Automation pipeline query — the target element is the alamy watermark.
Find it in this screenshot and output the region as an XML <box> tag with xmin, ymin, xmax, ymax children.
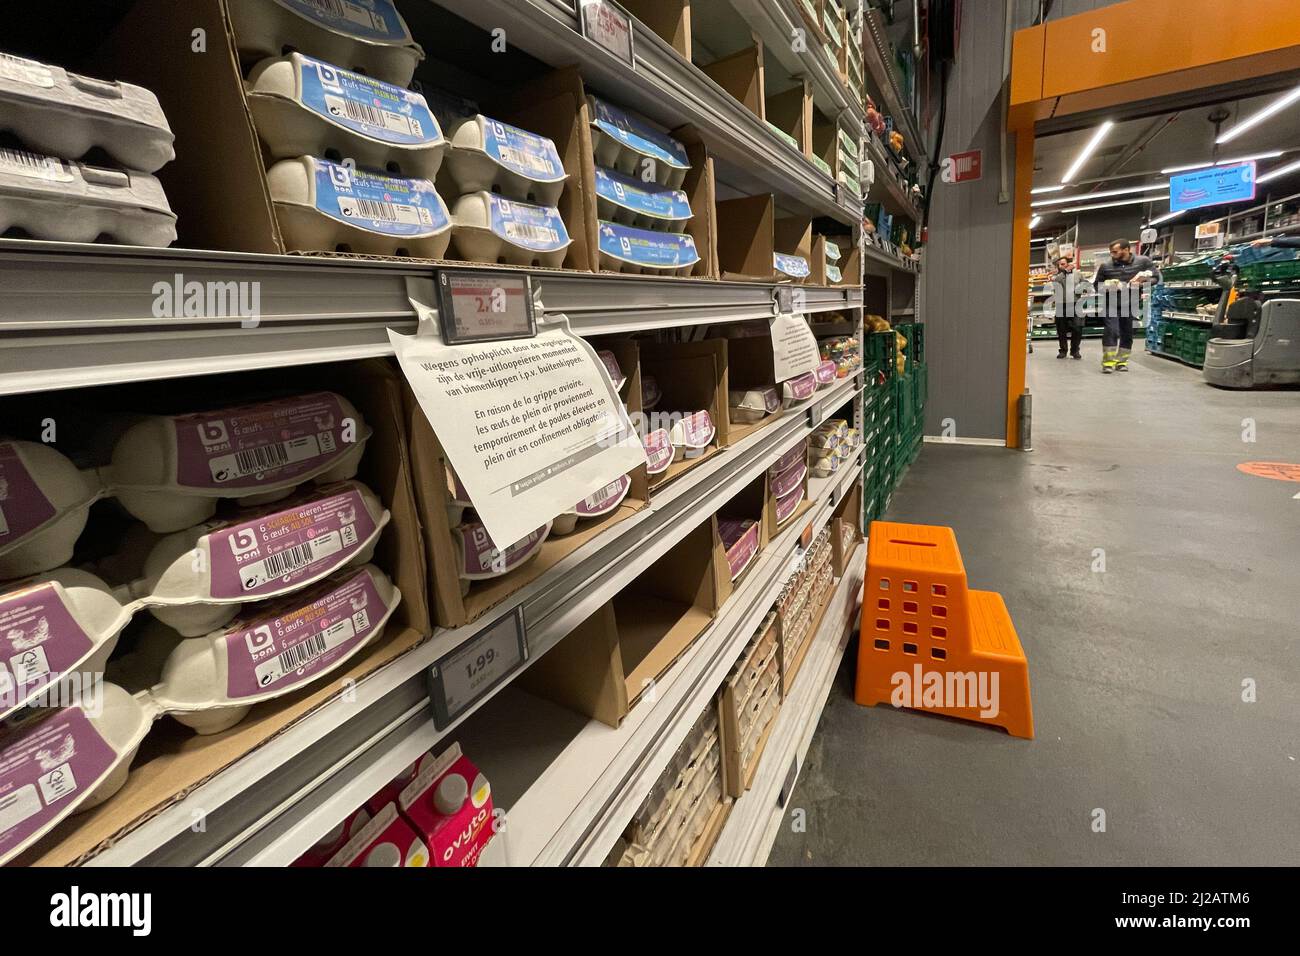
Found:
<box><xmin>152</xmin><ymin>272</ymin><xmax>262</xmax><ymax>329</ymax></box>
<box><xmin>890</xmin><ymin>664</ymin><xmax>1000</xmax><ymax>718</ymax></box>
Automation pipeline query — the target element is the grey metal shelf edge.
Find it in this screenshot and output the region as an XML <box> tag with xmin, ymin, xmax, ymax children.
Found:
<box><xmin>862</xmin><ymin>6</ymin><xmax>924</xmax><ymax>157</ymax></box>
<box><xmin>429</xmin><ymin>0</ymin><xmax>861</xmax><ymax>225</ymax></box>
<box><xmin>0</xmin><ymin>240</ymin><xmax>862</xmax><ymax>395</ymax></box>
<box><xmin>79</xmin><ymin>374</ymin><xmax>866</xmax><ymax>865</ymax></box>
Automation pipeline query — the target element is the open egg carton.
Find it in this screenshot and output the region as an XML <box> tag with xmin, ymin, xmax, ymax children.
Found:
<box><xmin>0</xmin><ymin>50</ymin><xmax>176</xmax><ymax>245</ymax></box>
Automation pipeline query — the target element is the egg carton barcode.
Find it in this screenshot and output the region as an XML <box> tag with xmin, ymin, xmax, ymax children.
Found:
<box><xmin>261</xmin><ymin>541</ymin><xmax>319</xmax><ymax>578</ymax></box>
<box><xmin>276</xmin><ymin>633</ymin><xmax>330</xmax><ymax>673</ymax></box>
<box><xmin>328</xmin><ymin>96</ymin><xmax>416</xmax><ymax>136</ymax></box>
<box><xmin>499</xmin><ymin>145</ymin><xmax>553</xmax><ymax>176</ymax></box>
<box><xmin>304</xmin><ymin>0</ymin><xmax>384</xmax><ymax>30</ymax></box>
<box><xmin>504</xmin><ymin>222</ymin><xmax>557</xmax><ymax>245</ymax></box>
<box><xmin>232</xmin><ymin>443</ymin><xmax>291</xmax><ymax>476</ymax></box>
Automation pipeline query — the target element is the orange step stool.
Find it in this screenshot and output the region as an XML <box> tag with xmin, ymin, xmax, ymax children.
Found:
<box><xmin>854</xmin><ymin>521</ymin><xmax>1034</xmax><ymax>739</ymax></box>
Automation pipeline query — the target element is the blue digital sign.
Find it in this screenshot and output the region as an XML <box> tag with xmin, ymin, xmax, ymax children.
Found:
<box><xmin>1169</xmin><ymin>162</ymin><xmax>1257</xmax><ymax>212</ymax></box>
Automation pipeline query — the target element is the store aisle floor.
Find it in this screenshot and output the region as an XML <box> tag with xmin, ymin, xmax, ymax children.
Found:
<box><xmin>770</xmin><ymin>349</ymin><xmax>1300</xmax><ymax>866</ymax></box>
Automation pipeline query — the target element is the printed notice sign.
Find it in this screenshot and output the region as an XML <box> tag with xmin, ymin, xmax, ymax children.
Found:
<box><xmin>770</xmin><ymin>312</ymin><xmax>821</xmax><ymax>382</ymax></box>
<box><xmin>389</xmin><ymin>315</ymin><xmax>646</xmax><ymax>548</ymax></box>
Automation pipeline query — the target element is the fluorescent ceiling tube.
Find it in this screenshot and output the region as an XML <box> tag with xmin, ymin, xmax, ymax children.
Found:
<box><xmin>1146</xmin><ymin>209</ymin><xmax>1185</xmax><ymax>226</ymax></box>
<box><xmin>1160</xmin><ymin>151</ymin><xmax>1283</xmax><ymax>174</ymax></box>
<box><xmin>1217</xmin><ymin>85</ymin><xmax>1300</xmax><ymax>144</ymax></box>
<box><xmin>1257</xmin><ymin>157</ymin><xmax>1300</xmax><ymax>184</ymax></box>
<box><xmin>1029</xmin><ymin>215</ymin><xmax>1041</xmax><ymax>229</ymax></box>
<box><xmin>1055</xmin><ymin>195</ymin><xmax>1164</xmax><ymax>215</ymax></box>
<box><xmin>1061</xmin><ymin>121</ymin><xmax>1114</xmax><ymax>183</ymax></box>
<box><xmin>1031</xmin><ymin>185</ymin><xmax>1065</xmax><ymax>194</ymax></box>
<box><xmin>1032</xmin><ymin>183</ymin><xmax>1167</xmax><ymax>207</ymax></box>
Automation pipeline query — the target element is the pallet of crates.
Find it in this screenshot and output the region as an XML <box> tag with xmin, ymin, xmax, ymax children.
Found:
<box><xmin>608</xmin><ymin>706</ymin><xmax>729</xmax><ymax>866</ymax></box>
<box><xmin>718</xmin><ymin>613</ymin><xmax>782</xmax><ymax>798</ymax></box>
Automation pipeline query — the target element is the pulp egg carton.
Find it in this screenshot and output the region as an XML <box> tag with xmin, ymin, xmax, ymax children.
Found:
<box><xmin>451</xmin><ymin>192</ymin><xmax>570</xmax><ymax>267</ymax></box>
<box><xmin>781</xmin><ymin>371</ymin><xmax>817</xmax><ymax>407</ymax></box>
<box><xmin>597</xmin><ymin>220</ymin><xmax>699</xmax><ymax>275</ymax></box>
<box><xmin>267</xmin><ymin>155</ymin><xmax>451</xmax><ymax>257</ymax></box>
<box><xmin>718</xmin><ymin>518</ymin><xmax>760</xmax><ymax>582</ymax></box>
<box><xmin>641</xmin><ymin>375</ymin><xmax>662</xmax><ymax>412</ymax></box>
<box><xmin>768</xmin><ymin>443</ymin><xmax>806</xmax><ymax>480</ymax></box>
<box><xmin>551</xmin><ymin>474</ymin><xmax>631</xmax><ymax>536</ymax></box>
<box><xmin>445</xmin><ymin>115</ymin><xmax>567</xmax><ymax>206</ymax></box>
<box><xmin>246</xmin><ymin>52</ymin><xmax>445</xmax><ymax>179</ymax></box>
<box><xmin>226</xmin><ymin>0</ymin><xmax>424</xmax><ymax>88</ymax></box>
<box><xmin>814</xmin><ymin>359</ymin><xmax>838</xmax><ymax>389</ymax></box>
<box><xmin>771</xmin><ymin>458</ymin><xmax>807</xmax><ymax>502</ymax></box>
<box><xmin>825</xmin><ymin>264</ymin><xmax>842</xmax><ymax>283</ymax></box>
<box><xmin>451</xmin><ymin>521</ymin><xmax>550</xmax><ymax>595</ymax></box>
<box><xmin>774</xmin><ymin>252</ymin><xmax>810</xmax><ymax>282</ymax></box>
<box><xmin>0</xmin><ymin>53</ymin><xmax>174</xmax><ymax>172</ymax></box>
<box><xmin>640</xmin><ymin>428</ymin><xmax>673</xmax><ymax>477</ymax></box>
<box><xmin>0</xmin><ymin>147</ymin><xmax>177</xmax><ymax>246</ymax></box>
<box><xmin>0</xmin><ymin>569</ymin><xmax>132</xmax><ymax>721</ymax></box>
<box><xmin>593</xmin><ymin>166</ymin><xmax>692</xmax><ymax>232</ymax></box>
<box><xmin>596</xmin><ymin>350</ymin><xmax>627</xmax><ymax>392</ymax></box>
<box><xmin>0</xmin><ymin>441</ymin><xmax>105</xmax><ymax>581</ymax></box>
<box><xmin>125</xmin><ymin>480</ymin><xmax>390</xmax><ymax>636</ymax></box>
<box><xmin>667</xmin><ymin>411</ymin><xmax>715</xmax><ymax>461</ymax></box>
<box><xmin>774</xmin><ymin>483</ymin><xmax>805</xmax><ymax>527</ymax></box>
<box><xmin>587</xmin><ymin>94</ymin><xmax>690</xmax><ymax>189</ymax></box>
<box><xmin>108</xmin><ymin>391</ymin><xmax>372</xmax><ymax>533</ymax></box>
<box><xmin>809</xmin><ymin>454</ymin><xmax>841</xmax><ymax>478</ymax></box>
<box><xmin>0</xmin><ymin>564</ymin><xmax>401</xmax><ymax>866</ymax></box>
<box><xmin>728</xmin><ymin>386</ymin><xmax>780</xmax><ymax>424</ymax></box>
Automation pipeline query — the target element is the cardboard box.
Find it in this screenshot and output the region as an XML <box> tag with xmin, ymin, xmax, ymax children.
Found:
<box><xmin>716</xmin><ymin>194</ymin><xmax>774</xmax><ymax>281</ymax></box>
<box><xmin>834</xmin><ymin>246</ymin><xmax>861</xmax><ymax>286</ymax></box>
<box><xmin>718</xmin><ymin>616</ymin><xmax>781</xmax><ymax>797</ymax></box>
<box><xmin>775</xmin><ymin>215</ymin><xmax>818</xmax><ymax>285</ymax></box>
<box><xmin>397</xmin><ymin>743</ymin><xmax>495</xmax><ymax>867</ymax></box>
<box><xmin>765</xmin><ymin>77</ymin><xmax>813</xmax><ymax>157</ymax></box>
<box><xmin>723</xmin><ymin>330</ymin><xmax>785</xmax><ymax>445</ymax></box>
<box><xmin>673</xmin><ymin>128</ymin><xmax>720</xmax><ymax>280</ymax></box>
<box><xmin>715</xmin><ymin>474</ymin><xmax>769</xmax><ymax>603</ymax></box>
<box><xmin>518</xmin><ymin>518</ymin><xmax>723</xmax><ymax>727</ymax></box>
<box><xmin>637</xmin><ymin>338</ymin><xmax>731</xmax><ymax>491</ymax></box>
<box><xmin>699</xmin><ymin>34</ymin><xmax>765</xmax><ymax>120</ymax></box>
<box><xmin>831</xmin><ymin>479</ymin><xmax>864</xmax><ymax>578</ymax></box>
<box><xmin>23</xmin><ymin>359</ymin><xmax>435</xmax><ymax>866</ymax></box>
<box><xmin>767</xmin><ymin>460</ymin><xmax>813</xmax><ymax>540</ymax></box>
<box><xmin>623</xmin><ymin>0</ymin><xmax>692</xmax><ymax>60</ymax></box>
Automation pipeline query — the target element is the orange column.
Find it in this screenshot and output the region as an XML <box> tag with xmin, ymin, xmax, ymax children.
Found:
<box><xmin>1005</xmin><ymin>120</ymin><xmax>1035</xmax><ymax>449</ymax></box>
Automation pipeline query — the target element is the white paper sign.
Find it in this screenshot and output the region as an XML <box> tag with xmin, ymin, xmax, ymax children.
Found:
<box><xmin>390</xmin><ymin>315</ymin><xmax>646</xmax><ymax>548</ymax></box>
<box><xmin>580</xmin><ymin>0</ymin><xmax>635</xmax><ymax>68</ymax></box>
<box><xmin>769</xmin><ymin>312</ymin><xmax>821</xmax><ymax>382</ymax></box>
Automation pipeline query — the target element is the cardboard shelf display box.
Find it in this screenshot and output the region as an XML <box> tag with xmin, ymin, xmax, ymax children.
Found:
<box><xmin>811</xmin><ymin>108</ymin><xmax>842</xmax><ymax>184</ymax></box>
<box><xmin>697</xmin><ymin>32</ymin><xmax>765</xmax><ymax>122</ymax></box>
<box><xmin>405</xmin><ymin>369</ymin><xmax>649</xmax><ymax>630</ymax></box>
<box><xmin>622</xmin><ymin>0</ymin><xmax>692</xmax><ymax>60</ymax></box>
<box><xmin>715</xmin><ymin>195</ymin><xmax>819</xmax><ymax>284</ymax></box>
<box><xmin>719</xmin><ymin>327</ymin><xmax>786</xmax><ymax>445</ymax></box>
<box><xmin>714</xmin><ymin>471</ymin><xmax>770</xmax><ymax>603</ymax></box>
<box><xmin>717</xmin><ymin>614</ymin><xmax>782</xmax><ymax>798</ymax></box>
<box><xmin>775</xmin><ymin>214</ymin><xmax>820</xmax><ymax>285</ymax></box>
<box><xmin>767</xmin><ymin>452</ymin><xmax>813</xmax><ymax>539</ymax></box>
<box><xmin>92</xmin><ymin>0</ymin><xmax>599</xmax><ymax>272</ymax></box>
<box><xmin>636</xmin><ymin>337</ymin><xmax>731</xmax><ymax>491</ymax></box>
<box><xmin>830</xmin><ymin>477</ymin><xmax>864</xmax><ymax>578</ymax></box>
<box><xmin>518</xmin><ymin>518</ymin><xmax>726</xmax><ymax>727</ymax></box>
<box><xmin>22</xmin><ymin>359</ymin><xmax>434</xmax><ymax>866</ymax></box>
<box><xmin>764</xmin><ymin>75</ymin><xmax>812</xmax><ymax>158</ymax></box>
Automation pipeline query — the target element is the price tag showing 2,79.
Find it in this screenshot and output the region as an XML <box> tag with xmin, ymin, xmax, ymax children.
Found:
<box><xmin>436</xmin><ymin>270</ymin><xmax>536</xmax><ymax>344</ymax></box>
<box><xmin>579</xmin><ymin>0</ymin><xmax>635</xmax><ymax>69</ymax></box>
<box><xmin>429</xmin><ymin>607</ymin><xmax>528</xmax><ymax>729</ymax></box>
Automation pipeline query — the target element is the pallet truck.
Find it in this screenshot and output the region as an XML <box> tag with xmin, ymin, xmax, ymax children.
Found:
<box><xmin>1202</xmin><ymin>252</ymin><xmax>1300</xmax><ymax>389</ymax></box>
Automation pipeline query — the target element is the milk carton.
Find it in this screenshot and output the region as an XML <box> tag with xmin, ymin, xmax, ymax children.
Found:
<box><xmin>397</xmin><ymin>742</ymin><xmax>494</xmax><ymax>867</ymax></box>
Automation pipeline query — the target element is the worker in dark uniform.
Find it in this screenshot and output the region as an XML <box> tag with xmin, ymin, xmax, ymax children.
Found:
<box><xmin>1091</xmin><ymin>239</ymin><xmax>1160</xmax><ymax>373</ymax></box>
<box><xmin>1050</xmin><ymin>255</ymin><xmax>1089</xmax><ymax>359</ymax></box>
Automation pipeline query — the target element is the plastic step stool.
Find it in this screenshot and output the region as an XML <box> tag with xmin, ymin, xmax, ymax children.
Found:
<box><xmin>855</xmin><ymin>521</ymin><xmax>1034</xmax><ymax>738</ymax></box>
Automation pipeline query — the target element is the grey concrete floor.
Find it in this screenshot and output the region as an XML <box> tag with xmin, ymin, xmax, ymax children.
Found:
<box><xmin>769</xmin><ymin>347</ymin><xmax>1300</xmax><ymax>866</ymax></box>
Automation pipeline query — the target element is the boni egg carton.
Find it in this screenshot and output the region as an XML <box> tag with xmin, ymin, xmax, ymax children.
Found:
<box><xmin>774</xmin><ymin>252</ymin><xmax>811</xmax><ymax>282</ymax></box>
<box><xmin>593</xmin><ymin>166</ymin><xmax>692</xmax><ymax>232</ymax></box>
<box><xmin>445</xmin><ymin>116</ymin><xmax>567</xmax><ymax>206</ymax></box>
<box><xmin>450</xmin><ymin>192</ymin><xmax>571</xmax><ymax>268</ymax></box>
<box><xmin>108</xmin><ymin>391</ymin><xmax>372</xmax><ymax>533</ymax></box>
<box><xmin>268</xmin><ymin>156</ymin><xmax>451</xmax><ymax>257</ymax></box>
<box><xmin>597</xmin><ymin>220</ymin><xmax>699</xmax><ymax>275</ymax></box>
<box><xmin>718</xmin><ymin>518</ymin><xmax>760</xmax><ymax>582</ymax></box>
<box><xmin>0</xmin><ymin>147</ymin><xmax>176</xmax><ymax>246</ymax></box>
<box><xmin>226</xmin><ymin>0</ymin><xmax>424</xmax><ymax>88</ymax></box>
<box><xmin>587</xmin><ymin>94</ymin><xmax>690</xmax><ymax>189</ymax></box>
<box><xmin>0</xmin><ymin>441</ymin><xmax>104</xmax><ymax>581</ymax></box>
<box><xmin>451</xmin><ymin>521</ymin><xmax>550</xmax><ymax>596</ymax></box>
<box><xmin>247</xmin><ymin>52</ymin><xmax>445</xmax><ymax>179</ymax></box>
<box><xmin>0</xmin><ymin>564</ymin><xmax>401</xmax><ymax>866</ymax></box>
<box><xmin>0</xmin><ymin>53</ymin><xmax>174</xmax><ymax>173</ymax></box>
<box><xmin>551</xmin><ymin>474</ymin><xmax>631</xmax><ymax>536</ymax></box>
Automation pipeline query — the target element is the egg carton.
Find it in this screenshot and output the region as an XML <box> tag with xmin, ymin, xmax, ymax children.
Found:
<box><xmin>667</xmin><ymin>410</ymin><xmax>715</xmax><ymax>460</ymax></box>
<box><xmin>125</xmin><ymin>480</ymin><xmax>390</xmax><ymax>636</ymax></box>
<box><xmin>658</xmin><ymin>768</ymin><xmax>723</xmax><ymax>867</ymax></box>
<box><xmin>597</xmin><ymin>219</ymin><xmax>699</xmax><ymax>275</ymax></box>
<box><xmin>444</xmin><ymin>115</ymin><xmax>567</xmax><ymax>206</ymax></box>
<box><xmin>641</xmin><ymin>375</ymin><xmax>662</xmax><ymax>411</ymax></box>
<box><xmin>729</xmin><ymin>386</ymin><xmax>780</xmax><ymax>424</ymax></box>
<box><xmin>0</xmin><ymin>569</ymin><xmax>132</xmax><ymax>721</ymax></box>
<box><xmin>108</xmin><ymin>391</ymin><xmax>372</xmax><ymax>533</ymax></box>
<box><xmin>247</xmin><ymin>52</ymin><xmax>445</xmax><ymax>178</ymax></box>
<box><xmin>774</xmin><ymin>252</ymin><xmax>810</xmax><ymax>281</ymax></box>
<box><xmin>0</xmin><ymin>147</ymin><xmax>177</xmax><ymax>246</ymax></box>
<box><xmin>634</xmin><ymin>723</ymin><xmax>718</xmax><ymax>847</ymax></box>
<box><xmin>450</xmin><ymin>191</ymin><xmax>570</xmax><ymax>268</ymax></box>
<box><xmin>0</xmin><ymin>441</ymin><xmax>104</xmax><ymax>581</ymax></box>
<box><xmin>643</xmin><ymin>742</ymin><xmax>721</xmax><ymax>861</ymax></box>
<box><xmin>587</xmin><ymin>94</ymin><xmax>690</xmax><ymax>189</ymax></box>
<box><xmin>452</xmin><ymin>521</ymin><xmax>550</xmax><ymax>595</ymax></box>
<box><xmin>774</xmin><ymin>482</ymin><xmax>805</xmax><ymax>526</ymax></box>
<box><xmin>593</xmin><ymin>165</ymin><xmax>691</xmax><ymax>232</ymax></box>
<box><xmin>551</xmin><ymin>474</ymin><xmax>630</xmax><ymax>536</ymax></box>
<box><xmin>782</xmin><ymin>371</ymin><xmax>817</xmax><ymax>406</ymax></box>
<box><xmin>771</xmin><ymin>459</ymin><xmax>807</xmax><ymax>500</ymax></box>
<box><xmin>719</xmin><ymin>518</ymin><xmax>760</xmax><ymax>582</ymax></box>
<box><xmin>226</xmin><ymin>0</ymin><xmax>424</xmax><ymax>88</ymax></box>
<box><xmin>640</xmin><ymin>428</ymin><xmax>673</xmax><ymax>476</ymax></box>
<box><xmin>0</xmin><ymin>53</ymin><xmax>174</xmax><ymax>172</ymax></box>
<box><xmin>268</xmin><ymin>155</ymin><xmax>450</xmax><ymax>256</ymax></box>
<box><xmin>741</xmin><ymin>670</ymin><xmax>781</xmax><ymax>756</ymax></box>
<box><xmin>0</xmin><ymin>564</ymin><xmax>401</xmax><ymax>866</ymax></box>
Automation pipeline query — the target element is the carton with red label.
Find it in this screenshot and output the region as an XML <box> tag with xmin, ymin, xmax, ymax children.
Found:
<box><xmin>325</xmin><ymin>803</ymin><xmax>430</xmax><ymax>867</ymax></box>
<box><xmin>398</xmin><ymin>742</ymin><xmax>494</xmax><ymax>867</ymax></box>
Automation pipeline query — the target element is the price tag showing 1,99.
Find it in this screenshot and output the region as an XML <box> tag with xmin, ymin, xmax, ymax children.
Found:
<box><xmin>436</xmin><ymin>270</ymin><xmax>536</xmax><ymax>344</ymax></box>
<box><xmin>429</xmin><ymin>607</ymin><xmax>528</xmax><ymax>729</ymax></box>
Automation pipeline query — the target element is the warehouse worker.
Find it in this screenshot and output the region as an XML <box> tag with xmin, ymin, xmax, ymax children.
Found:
<box><xmin>1092</xmin><ymin>239</ymin><xmax>1160</xmax><ymax>373</ymax></box>
<box><xmin>1050</xmin><ymin>255</ymin><xmax>1089</xmax><ymax>359</ymax></box>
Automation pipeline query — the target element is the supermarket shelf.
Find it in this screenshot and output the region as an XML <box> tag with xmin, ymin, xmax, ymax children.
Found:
<box><xmin>708</xmin><ymin>539</ymin><xmax>863</xmax><ymax>866</ymax></box>
<box><xmin>1161</xmin><ymin>310</ymin><xmax>1215</xmax><ymax>324</ymax></box>
<box><xmin>85</xmin><ymin>375</ymin><xmax>865</xmax><ymax>866</ymax></box>
<box><xmin>864</xmin><ymin>132</ymin><xmax>922</xmax><ymax>222</ymax></box>
<box><xmin>510</xmin><ymin>447</ymin><xmax>868</xmax><ymax>867</ymax></box>
<box><xmin>861</xmin><ymin>7</ymin><xmax>923</xmax><ymax>160</ymax></box>
<box><xmin>0</xmin><ymin>240</ymin><xmax>862</xmax><ymax>394</ymax></box>
<box><xmin>430</xmin><ymin>0</ymin><xmax>860</xmax><ymax>225</ymax></box>
<box><xmin>1162</xmin><ymin>280</ymin><xmax>1220</xmax><ymax>290</ymax></box>
<box><xmin>863</xmin><ymin>239</ymin><xmax>921</xmax><ymax>277</ymax></box>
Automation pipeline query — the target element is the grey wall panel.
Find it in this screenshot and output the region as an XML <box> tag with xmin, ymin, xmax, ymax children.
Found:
<box><xmin>1015</xmin><ymin>0</ymin><xmax>1115</xmax><ymax>28</ymax></box>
